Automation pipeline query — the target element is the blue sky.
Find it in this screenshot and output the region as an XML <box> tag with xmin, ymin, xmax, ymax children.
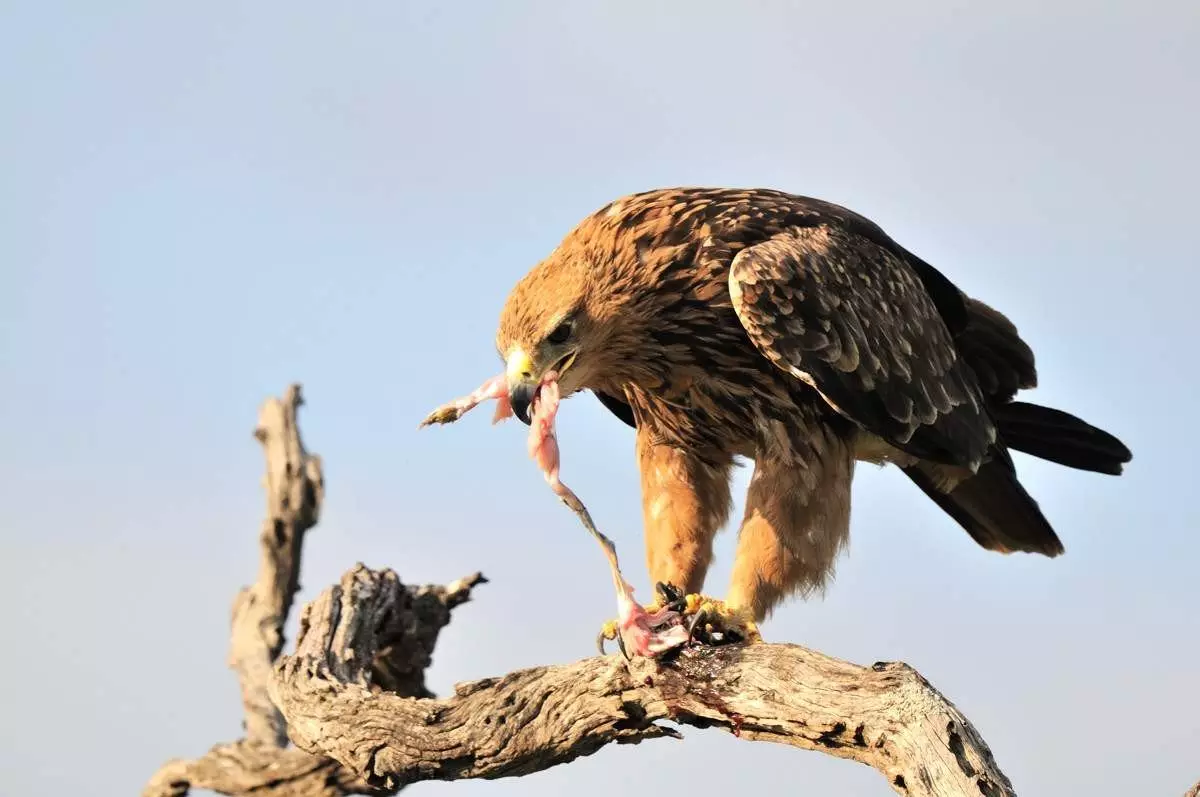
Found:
<box><xmin>1</xmin><ymin>2</ymin><xmax>1197</xmax><ymax>795</ymax></box>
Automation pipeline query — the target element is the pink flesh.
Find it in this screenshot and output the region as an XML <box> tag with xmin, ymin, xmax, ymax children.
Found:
<box><xmin>429</xmin><ymin>372</ymin><xmax>688</xmax><ymax>657</ymax></box>
<box><xmin>527</xmin><ymin>377</ymin><xmax>689</xmax><ymax>656</ymax></box>
<box><xmin>614</xmin><ymin>592</ymin><xmax>690</xmax><ymax>656</ymax></box>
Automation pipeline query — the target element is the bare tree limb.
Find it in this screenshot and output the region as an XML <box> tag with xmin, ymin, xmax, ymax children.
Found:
<box><xmin>144</xmin><ymin>384</ymin><xmax>484</xmax><ymax>797</ymax></box>
<box><xmin>233</xmin><ymin>384</ymin><xmax>325</xmax><ymax>747</ymax></box>
<box><xmin>141</xmin><ymin>564</ymin><xmax>486</xmax><ymax>797</ymax></box>
<box><xmin>1184</xmin><ymin>779</ymin><xmax>1200</xmax><ymax>797</ymax></box>
<box><xmin>274</xmin><ymin>565</ymin><xmax>1015</xmax><ymax>797</ymax></box>
<box><xmin>144</xmin><ymin>384</ymin><xmax>337</xmax><ymax>797</ymax></box>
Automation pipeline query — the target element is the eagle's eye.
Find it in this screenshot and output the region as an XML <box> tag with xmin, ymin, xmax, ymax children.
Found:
<box><xmin>547</xmin><ymin>321</ymin><xmax>573</xmax><ymax>345</ymax></box>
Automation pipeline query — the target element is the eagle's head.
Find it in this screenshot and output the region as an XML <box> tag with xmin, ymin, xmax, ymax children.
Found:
<box><xmin>494</xmin><ymin>240</ymin><xmax>651</xmax><ymax>425</ymax></box>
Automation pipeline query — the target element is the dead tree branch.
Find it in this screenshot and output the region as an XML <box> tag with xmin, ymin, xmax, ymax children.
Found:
<box><xmin>273</xmin><ymin>566</ymin><xmax>1014</xmax><ymax>797</ymax></box>
<box><xmin>143</xmin><ymin>384</ymin><xmax>337</xmax><ymax>797</ymax></box>
<box><xmin>233</xmin><ymin>383</ymin><xmax>325</xmax><ymax>747</ymax></box>
<box><xmin>143</xmin><ymin>385</ymin><xmax>481</xmax><ymax>797</ymax></box>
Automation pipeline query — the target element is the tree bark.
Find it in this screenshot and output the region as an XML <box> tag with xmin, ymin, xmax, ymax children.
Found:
<box><xmin>142</xmin><ymin>742</ymin><xmax>367</xmax><ymax>797</ymax></box>
<box><xmin>232</xmin><ymin>384</ymin><xmax>325</xmax><ymax>747</ymax></box>
<box><xmin>143</xmin><ymin>385</ymin><xmax>482</xmax><ymax>797</ymax></box>
<box><xmin>273</xmin><ymin>565</ymin><xmax>1015</xmax><ymax>797</ymax></box>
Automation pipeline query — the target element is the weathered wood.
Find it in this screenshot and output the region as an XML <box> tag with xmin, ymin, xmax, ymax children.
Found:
<box><xmin>142</xmin><ymin>741</ymin><xmax>366</xmax><ymax>797</ymax></box>
<box><xmin>144</xmin><ymin>386</ymin><xmax>478</xmax><ymax>797</ymax></box>
<box><xmin>143</xmin><ymin>384</ymin><xmax>339</xmax><ymax>797</ymax></box>
<box><xmin>274</xmin><ymin>565</ymin><xmax>1015</xmax><ymax>797</ymax></box>
<box><xmin>232</xmin><ymin>384</ymin><xmax>325</xmax><ymax>747</ymax></box>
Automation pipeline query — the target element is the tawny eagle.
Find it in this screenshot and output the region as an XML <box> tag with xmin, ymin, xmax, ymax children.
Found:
<box><xmin>434</xmin><ymin>187</ymin><xmax>1131</xmax><ymax>653</ymax></box>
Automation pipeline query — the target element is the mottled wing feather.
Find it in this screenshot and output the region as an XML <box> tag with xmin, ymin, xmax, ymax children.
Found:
<box><xmin>729</xmin><ymin>224</ymin><xmax>994</xmax><ymax>469</ymax></box>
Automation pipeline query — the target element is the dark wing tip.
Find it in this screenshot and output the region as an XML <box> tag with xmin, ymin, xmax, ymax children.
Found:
<box><xmin>904</xmin><ymin>458</ymin><xmax>1066</xmax><ymax>558</ymax></box>
<box><xmin>593</xmin><ymin>390</ymin><xmax>637</xmax><ymax>428</ymax></box>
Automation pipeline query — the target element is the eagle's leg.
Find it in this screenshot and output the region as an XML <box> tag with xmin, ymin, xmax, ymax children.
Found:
<box><xmin>724</xmin><ymin>440</ymin><xmax>854</xmax><ymax>635</ymax></box>
<box><xmin>638</xmin><ymin>436</ymin><xmax>734</xmax><ymax>595</ymax></box>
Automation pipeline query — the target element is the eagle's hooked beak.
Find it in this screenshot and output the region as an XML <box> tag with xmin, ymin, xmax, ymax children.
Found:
<box><xmin>506</xmin><ymin>347</ymin><xmax>579</xmax><ymax>425</ymax></box>
<box><xmin>506</xmin><ymin>349</ymin><xmax>538</xmax><ymax>426</ymax></box>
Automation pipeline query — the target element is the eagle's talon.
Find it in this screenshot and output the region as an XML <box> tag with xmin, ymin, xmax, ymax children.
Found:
<box><xmin>615</xmin><ymin>629</ymin><xmax>631</xmax><ymax>661</ymax></box>
<box><xmin>655</xmin><ymin>582</ymin><xmax>687</xmax><ymax>614</ymax></box>
<box><xmin>687</xmin><ymin>607</ymin><xmax>711</xmax><ymax>643</ymax></box>
<box><xmin>597</xmin><ymin>619</ymin><xmax>619</xmax><ymax>655</ymax></box>
<box><xmin>680</xmin><ymin>596</ymin><xmax>761</xmax><ymax>647</ymax></box>
<box><xmin>597</xmin><ymin>618</ymin><xmax>634</xmax><ymax>661</ymax></box>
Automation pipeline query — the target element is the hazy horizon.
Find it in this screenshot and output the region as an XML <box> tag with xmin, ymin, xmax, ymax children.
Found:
<box><xmin>2</xmin><ymin>2</ymin><xmax>1197</xmax><ymax>795</ymax></box>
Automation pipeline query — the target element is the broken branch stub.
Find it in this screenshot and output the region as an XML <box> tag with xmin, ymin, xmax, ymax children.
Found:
<box><xmin>144</xmin><ymin>384</ymin><xmax>359</xmax><ymax>797</ymax></box>
<box><xmin>230</xmin><ymin>383</ymin><xmax>326</xmax><ymax>747</ymax></box>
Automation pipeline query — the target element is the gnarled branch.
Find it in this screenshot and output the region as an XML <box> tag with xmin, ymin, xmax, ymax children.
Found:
<box><xmin>143</xmin><ymin>384</ymin><xmax>339</xmax><ymax>797</ymax></box>
<box><xmin>144</xmin><ymin>385</ymin><xmax>481</xmax><ymax>797</ymax></box>
<box><xmin>273</xmin><ymin>565</ymin><xmax>1014</xmax><ymax>797</ymax></box>
<box><xmin>141</xmin><ymin>742</ymin><xmax>366</xmax><ymax>797</ymax></box>
<box><xmin>232</xmin><ymin>383</ymin><xmax>325</xmax><ymax>747</ymax></box>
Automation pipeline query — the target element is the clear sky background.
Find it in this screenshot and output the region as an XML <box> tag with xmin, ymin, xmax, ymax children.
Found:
<box><xmin>2</xmin><ymin>2</ymin><xmax>1197</xmax><ymax>795</ymax></box>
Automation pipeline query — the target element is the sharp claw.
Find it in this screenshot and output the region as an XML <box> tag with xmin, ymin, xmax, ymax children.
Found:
<box><xmin>687</xmin><ymin>607</ymin><xmax>710</xmax><ymax>643</ymax></box>
<box><xmin>598</xmin><ymin>619</ymin><xmax>621</xmax><ymax>656</ymax></box>
<box><xmin>655</xmin><ymin>582</ymin><xmax>687</xmax><ymax>614</ymax></box>
<box><xmin>616</xmin><ymin>630</ymin><xmax>631</xmax><ymax>661</ymax></box>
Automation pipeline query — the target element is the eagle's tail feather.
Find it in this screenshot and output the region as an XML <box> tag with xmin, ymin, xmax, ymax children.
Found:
<box><xmin>992</xmin><ymin>401</ymin><xmax>1132</xmax><ymax>475</ymax></box>
<box><xmin>902</xmin><ymin>457</ymin><xmax>1065</xmax><ymax>556</ymax></box>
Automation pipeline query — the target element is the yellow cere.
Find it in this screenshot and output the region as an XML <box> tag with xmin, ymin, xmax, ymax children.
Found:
<box><xmin>505</xmin><ymin>348</ymin><xmax>534</xmax><ymax>383</ymax></box>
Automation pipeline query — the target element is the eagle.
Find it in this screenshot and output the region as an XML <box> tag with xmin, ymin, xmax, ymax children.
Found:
<box><xmin>431</xmin><ymin>187</ymin><xmax>1132</xmax><ymax>655</ymax></box>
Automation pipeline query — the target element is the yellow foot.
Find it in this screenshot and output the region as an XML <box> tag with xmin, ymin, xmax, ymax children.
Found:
<box><xmin>683</xmin><ymin>594</ymin><xmax>762</xmax><ymax>645</ymax></box>
<box><xmin>597</xmin><ymin>618</ymin><xmax>620</xmax><ymax>650</ymax></box>
<box><xmin>596</xmin><ymin>583</ymin><xmax>761</xmax><ymax>657</ymax></box>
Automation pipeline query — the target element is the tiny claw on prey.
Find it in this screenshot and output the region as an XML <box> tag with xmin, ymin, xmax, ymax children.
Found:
<box><xmin>418</xmin><ymin>374</ymin><xmax>513</xmax><ymax>428</ymax></box>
